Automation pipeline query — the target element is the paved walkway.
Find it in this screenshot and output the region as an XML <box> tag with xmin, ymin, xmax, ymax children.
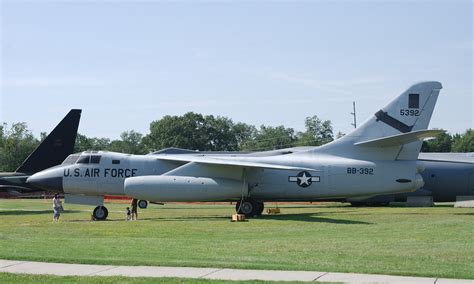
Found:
<box><xmin>0</xmin><ymin>260</ymin><xmax>472</xmax><ymax>283</ymax></box>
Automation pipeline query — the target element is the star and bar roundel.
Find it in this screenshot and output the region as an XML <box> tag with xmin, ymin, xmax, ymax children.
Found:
<box><xmin>288</xmin><ymin>171</ymin><xmax>320</xmax><ymax>188</ymax></box>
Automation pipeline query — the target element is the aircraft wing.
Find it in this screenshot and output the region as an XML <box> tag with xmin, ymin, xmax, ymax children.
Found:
<box><xmin>155</xmin><ymin>155</ymin><xmax>319</xmax><ymax>172</ymax></box>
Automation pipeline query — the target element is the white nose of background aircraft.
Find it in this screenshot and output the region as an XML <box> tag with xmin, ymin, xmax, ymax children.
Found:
<box><xmin>28</xmin><ymin>81</ymin><xmax>443</xmax><ymax>220</ymax></box>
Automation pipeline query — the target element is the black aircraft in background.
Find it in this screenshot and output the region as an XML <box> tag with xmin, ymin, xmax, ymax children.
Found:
<box><xmin>0</xmin><ymin>109</ymin><xmax>81</xmax><ymax>196</ymax></box>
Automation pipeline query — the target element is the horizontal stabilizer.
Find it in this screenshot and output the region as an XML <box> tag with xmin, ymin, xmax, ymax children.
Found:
<box><xmin>354</xmin><ymin>129</ymin><xmax>445</xmax><ymax>148</ymax></box>
<box><xmin>155</xmin><ymin>156</ymin><xmax>319</xmax><ymax>172</ymax></box>
<box><xmin>0</xmin><ymin>185</ymin><xmax>31</xmax><ymax>191</ymax></box>
<box><xmin>418</xmin><ymin>152</ymin><xmax>474</xmax><ymax>164</ymax></box>
<box><xmin>0</xmin><ymin>175</ymin><xmax>30</xmax><ymax>181</ymax></box>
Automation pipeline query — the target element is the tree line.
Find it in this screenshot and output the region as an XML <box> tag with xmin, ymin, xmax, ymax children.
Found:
<box><xmin>421</xmin><ymin>130</ymin><xmax>474</xmax><ymax>153</ymax></box>
<box><xmin>74</xmin><ymin>112</ymin><xmax>335</xmax><ymax>154</ymax></box>
<box><xmin>0</xmin><ymin>112</ymin><xmax>472</xmax><ymax>172</ymax></box>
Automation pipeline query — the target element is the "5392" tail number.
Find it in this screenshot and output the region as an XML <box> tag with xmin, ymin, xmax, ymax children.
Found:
<box><xmin>400</xmin><ymin>109</ymin><xmax>420</xmax><ymax>116</ymax></box>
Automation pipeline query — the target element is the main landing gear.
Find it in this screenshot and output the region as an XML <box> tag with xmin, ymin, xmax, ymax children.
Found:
<box><xmin>138</xmin><ymin>200</ymin><xmax>148</xmax><ymax>209</ymax></box>
<box><xmin>93</xmin><ymin>206</ymin><xmax>108</xmax><ymax>220</ymax></box>
<box><xmin>236</xmin><ymin>199</ymin><xmax>264</xmax><ymax>218</ymax></box>
<box><xmin>92</xmin><ymin>200</ymin><xmax>147</xmax><ymax>221</ymax></box>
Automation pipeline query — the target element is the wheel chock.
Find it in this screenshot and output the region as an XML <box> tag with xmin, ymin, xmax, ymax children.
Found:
<box><xmin>231</xmin><ymin>214</ymin><xmax>246</xmax><ymax>222</ymax></box>
<box><xmin>266</xmin><ymin>208</ymin><xmax>280</xmax><ymax>214</ymax></box>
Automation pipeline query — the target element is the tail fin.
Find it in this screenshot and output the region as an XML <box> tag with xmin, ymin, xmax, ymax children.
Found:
<box><xmin>315</xmin><ymin>82</ymin><xmax>442</xmax><ymax>160</ymax></box>
<box><xmin>15</xmin><ymin>109</ymin><xmax>82</xmax><ymax>174</ymax></box>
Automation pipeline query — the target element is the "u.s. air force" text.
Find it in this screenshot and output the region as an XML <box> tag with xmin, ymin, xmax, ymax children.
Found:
<box><xmin>63</xmin><ymin>168</ymin><xmax>138</xmax><ymax>178</ymax></box>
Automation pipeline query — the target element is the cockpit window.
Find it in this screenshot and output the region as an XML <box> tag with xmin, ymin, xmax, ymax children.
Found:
<box><xmin>62</xmin><ymin>154</ymin><xmax>80</xmax><ymax>165</ymax></box>
<box><xmin>90</xmin><ymin>155</ymin><xmax>101</xmax><ymax>164</ymax></box>
<box><xmin>77</xmin><ymin>155</ymin><xmax>91</xmax><ymax>164</ymax></box>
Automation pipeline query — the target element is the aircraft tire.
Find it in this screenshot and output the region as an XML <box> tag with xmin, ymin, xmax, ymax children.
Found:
<box><xmin>255</xmin><ymin>202</ymin><xmax>264</xmax><ymax>216</ymax></box>
<box><xmin>236</xmin><ymin>199</ymin><xmax>259</xmax><ymax>218</ymax></box>
<box><xmin>138</xmin><ymin>200</ymin><xmax>148</xmax><ymax>209</ymax></box>
<box><xmin>93</xmin><ymin>206</ymin><xmax>108</xmax><ymax>220</ymax></box>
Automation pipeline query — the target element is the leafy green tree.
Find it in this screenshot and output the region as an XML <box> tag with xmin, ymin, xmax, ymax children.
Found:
<box><xmin>0</xmin><ymin>123</ymin><xmax>4</xmax><ymax>148</ymax></box>
<box><xmin>452</xmin><ymin>129</ymin><xmax>474</xmax><ymax>152</ymax></box>
<box><xmin>107</xmin><ymin>130</ymin><xmax>146</xmax><ymax>154</ymax></box>
<box><xmin>296</xmin><ymin>115</ymin><xmax>334</xmax><ymax>146</ymax></box>
<box><xmin>0</xmin><ymin>124</ymin><xmax>6</xmax><ymax>171</ymax></box>
<box><xmin>234</xmin><ymin>122</ymin><xmax>258</xmax><ymax>151</ymax></box>
<box><xmin>74</xmin><ymin>133</ymin><xmax>110</xmax><ymax>152</ymax></box>
<box><xmin>0</xmin><ymin>123</ymin><xmax>39</xmax><ymax>172</ymax></box>
<box><xmin>421</xmin><ymin>132</ymin><xmax>453</xmax><ymax>152</ymax></box>
<box><xmin>242</xmin><ymin>125</ymin><xmax>297</xmax><ymax>151</ymax></box>
<box><xmin>143</xmin><ymin>112</ymin><xmax>209</xmax><ymax>151</ymax></box>
<box><xmin>203</xmin><ymin>115</ymin><xmax>239</xmax><ymax>151</ymax></box>
<box><xmin>39</xmin><ymin>132</ymin><xmax>48</xmax><ymax>142</ymax></box>
<box><xmin>143</xmin><ymin>112</ymin><xmax>241</xmax><ymax>152</ymax></box>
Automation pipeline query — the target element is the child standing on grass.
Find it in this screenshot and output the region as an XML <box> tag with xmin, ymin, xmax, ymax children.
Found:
<box><xmin>52</xmin><ymin>194</ymin><xmax>62</xmax><ymax>222</ymax></box>
<box><xmin>126</xmin><ymin>207</ymin><xmax>131</xmax><ymax>221</ymax></box>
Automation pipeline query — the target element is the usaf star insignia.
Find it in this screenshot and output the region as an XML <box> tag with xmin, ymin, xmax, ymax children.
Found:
<box><xmin>288</xmin><ymin>171</ymin><xmax>320</xmax><ymax>188</ymax></box>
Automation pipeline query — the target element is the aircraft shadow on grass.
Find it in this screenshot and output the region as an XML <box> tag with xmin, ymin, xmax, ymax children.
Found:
<box><xmin>57</xmin><ymin>214</ymin><xmax>372</xmax><ymax>224</ymax></box>
<box><xmin>65</xmin><ymin>218</ymin><xmax>125</xmax><ymax>223</ymax></box>
<box><xmin>0</xmin><ymin>209</ymin><xmax>83</xmax><ymax>216</ymax></box>
<box><xmin>133</xmin><ymin>212</ymin><xmax>372</xmax><ymax>225</ymax></box>
<box><xmin>61</xmin><ymin>215</ymin><xmax>229</xmax><ymax>223</ymax></box>
<box><xmin>257</xmin><ymin>213</ymin><xmax>372</xmax><ymax>224</ymax></box>
<box><xmin>454</xmin><ymin>212</ymin><xmax>474</xmax><ymax>216</ymax></box>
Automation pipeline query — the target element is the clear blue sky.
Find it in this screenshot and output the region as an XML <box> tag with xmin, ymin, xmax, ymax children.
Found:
<box><xmin>1</xmin><ymin>0</ymin><xmax>472</xmax><ymax>140</ymax></box>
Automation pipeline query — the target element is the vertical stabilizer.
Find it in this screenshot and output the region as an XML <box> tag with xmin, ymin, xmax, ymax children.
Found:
<box><xmin>15</xmin><ymin>109</ymin><xmax>82</xmax><ymax>174</ymax></box>
<box><xmin>314</xmin><ymin>82</ymin><xmax>442</xmax><ymax>160</ymax></box>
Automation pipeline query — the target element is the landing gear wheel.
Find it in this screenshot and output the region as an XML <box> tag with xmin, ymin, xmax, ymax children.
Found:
<box><xmin>238</xmin><ymin>200</ymin><xmax>254</xmax><ymax>217</ymax></box>
<box><xmin>93</xmin><ymin>206</ymin><xmax>108</xmax><ymax>220</ymax></box>
<box><xmin>138</xmin><ymin>200</ymin><xmax>148</xmax><ymax>209</ymax></box>
<box><xmin>255</xmin><ymin>202</ymin><xmax>264</xmax><ymax>216</ymax></box>
<box><xmin>236</xmin><ymin>199</ymin><xmax>260</xmax><ymax>218</ymax></box>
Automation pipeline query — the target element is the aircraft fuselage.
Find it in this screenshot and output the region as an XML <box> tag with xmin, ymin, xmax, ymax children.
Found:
<box><xmin>30</xmin><ymin>151</ymin><xmax>423</xmax><ymax>202</ymax></box>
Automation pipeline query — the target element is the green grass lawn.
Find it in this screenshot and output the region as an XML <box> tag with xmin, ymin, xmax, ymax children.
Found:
<box><xmin>0</xmin><ymin>199</ymin><xmax>473</xmax><ymax>279</ymax></box>
<box><xmin>0</xmin><ymin>272</ymin><xmax>305</xmax><ymax>284</ymax></box>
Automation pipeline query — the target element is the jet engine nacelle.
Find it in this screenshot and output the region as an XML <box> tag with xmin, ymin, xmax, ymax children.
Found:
<box><xmin>124</xmin><ymin>175</ymin><xmax>245</xmax><ymax>202</ymax></box>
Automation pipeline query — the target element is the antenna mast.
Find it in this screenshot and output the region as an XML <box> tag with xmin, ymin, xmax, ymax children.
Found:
<box><xmin>351</xmin><ymin>101</ymin><xmax>357</xmax><ymax>128</ymax></box>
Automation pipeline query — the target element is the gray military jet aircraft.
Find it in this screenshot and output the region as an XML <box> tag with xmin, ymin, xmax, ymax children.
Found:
<box><xmin>0</xmin><ymin>109</ymin><xmax>81</xmax><ymax>195</ymax></box>
<box><xmin>28</xmin><ymin>82</ymin><xmax>443</xmax><ymax>220</ymax></box>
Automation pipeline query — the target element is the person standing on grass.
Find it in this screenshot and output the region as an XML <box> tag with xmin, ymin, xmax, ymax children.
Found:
<box><xmin>126</xmin><ymin>207</ymin><xmax>132</xmax><ymax>221</ymax></box>
<box><xmin>131</xmin><ymin>198</ymin><xmax>138</xmax><ymax>220</ymax></box>
<box><xmin>52</xmin><ymin>194</ymin><xmax>62</xmax><ymax>222</ymax></box>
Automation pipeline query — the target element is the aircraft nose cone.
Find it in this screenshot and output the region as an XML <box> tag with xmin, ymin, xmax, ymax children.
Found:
<box><xmin>27</xmin><ymin>171</ymin><xmax>63</xmax><ymax>192</ymax></box>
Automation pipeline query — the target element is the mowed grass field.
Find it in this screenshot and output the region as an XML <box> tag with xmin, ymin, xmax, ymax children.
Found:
<box><xmin>0</xmin><ymin>273</ymin><xmax>308</xmax><ymax>284</ymax></box>
<box><xmin>0</xmin><ymin>199</ymin><xmax>473</xmax><ymax>279</ymax></box>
